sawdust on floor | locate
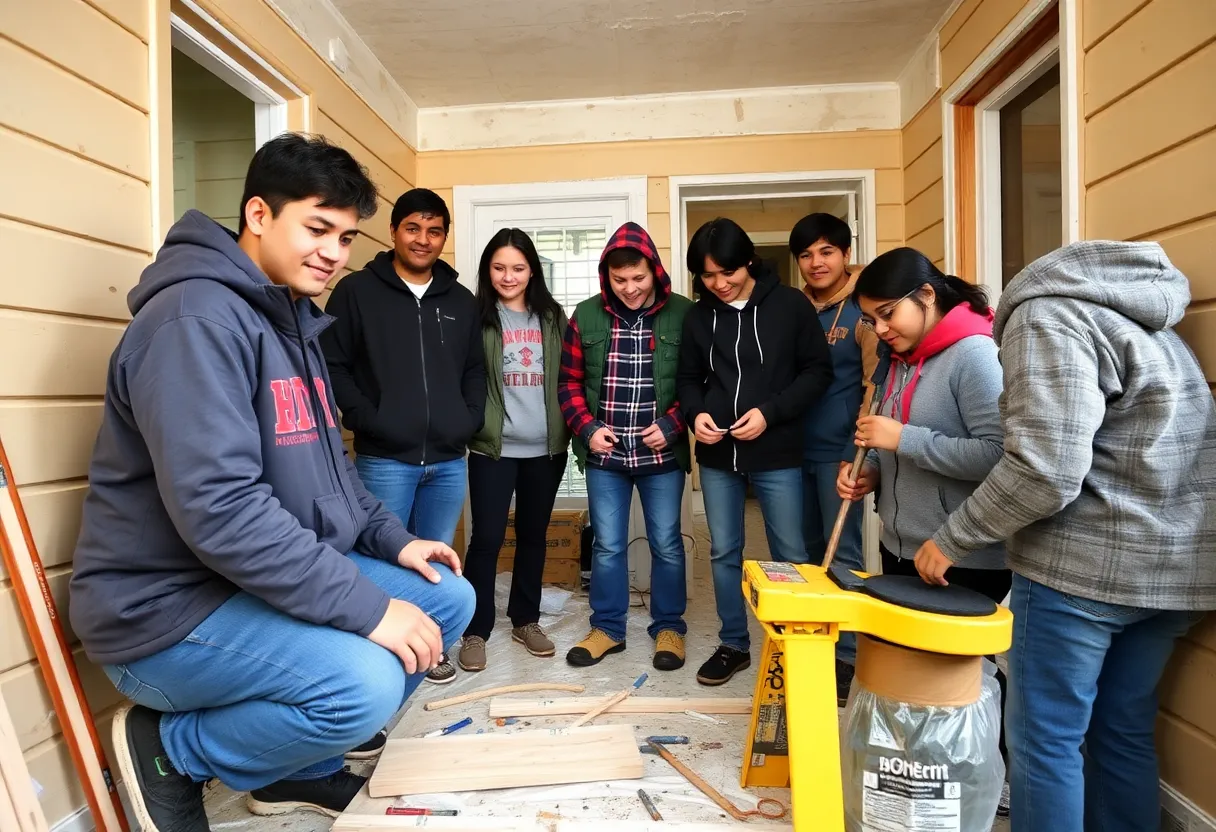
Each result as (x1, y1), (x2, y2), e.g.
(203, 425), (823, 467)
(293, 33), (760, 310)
(201, 498), (1011, 831)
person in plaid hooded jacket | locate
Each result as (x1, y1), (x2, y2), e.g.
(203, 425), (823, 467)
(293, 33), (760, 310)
(558, 222), (693, 670)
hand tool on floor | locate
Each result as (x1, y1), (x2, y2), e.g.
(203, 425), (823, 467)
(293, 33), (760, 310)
(422, 716), (472, 738)
(637, 788), (663, 821)
(569, 673), (646, 728)
(386, 807), (459, 816)
(646, 740), (786, 821)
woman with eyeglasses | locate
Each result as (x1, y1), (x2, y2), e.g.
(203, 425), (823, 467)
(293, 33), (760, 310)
(836, 245), (1013, 814)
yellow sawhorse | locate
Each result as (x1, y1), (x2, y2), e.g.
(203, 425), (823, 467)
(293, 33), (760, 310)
(740, 560), (1013, 831)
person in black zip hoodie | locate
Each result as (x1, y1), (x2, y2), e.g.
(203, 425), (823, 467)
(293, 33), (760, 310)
(677, 218), (833, 685)
(322, 189), (486, 683)
(69, 135), (475, 832)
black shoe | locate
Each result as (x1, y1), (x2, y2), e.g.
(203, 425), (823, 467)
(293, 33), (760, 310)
(996, 781), (1010, 817)
(346, 729), (387, 761)
(112, 704), (208, 832)
(835, 658), (856, 706)
(425, 654), (457, 684)
(247, 768), (366, 818)
(696, 646), (751, 686)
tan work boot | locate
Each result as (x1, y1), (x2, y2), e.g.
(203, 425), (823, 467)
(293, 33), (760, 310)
(653, 630), (686, 671)
(565, 628), (625, 667)
(458, 636), (487, 672)
(512, 623), (555, 657)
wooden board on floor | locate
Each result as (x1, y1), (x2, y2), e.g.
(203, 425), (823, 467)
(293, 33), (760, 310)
(367, 725), (644, 798)
(488, 696), (752, 719)
(335, 818), (792, 831)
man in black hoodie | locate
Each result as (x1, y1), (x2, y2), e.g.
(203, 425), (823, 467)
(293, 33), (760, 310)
(70, 135), (475, 831)
(321, 188), (486, 683)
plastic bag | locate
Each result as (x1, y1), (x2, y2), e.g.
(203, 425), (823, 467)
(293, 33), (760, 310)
(841, 659), (1004, 832)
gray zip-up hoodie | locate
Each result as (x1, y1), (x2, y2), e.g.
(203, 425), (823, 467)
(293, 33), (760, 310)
(935, 241), (1216, 610)
(868, 323), (1006, 570)
(70, 211), (417, 665)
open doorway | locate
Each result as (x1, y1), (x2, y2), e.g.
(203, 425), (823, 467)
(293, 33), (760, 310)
(168, 9), (292, 230)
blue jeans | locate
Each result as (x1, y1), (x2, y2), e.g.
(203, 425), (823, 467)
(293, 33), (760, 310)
(802, 461), (863, 664)
(585, 466), (687, 642)
(103, 554), (474, 791)
(1006, 574), (1201, 832)
(700, 466), (805, 652)
(356, 455), (467, 545)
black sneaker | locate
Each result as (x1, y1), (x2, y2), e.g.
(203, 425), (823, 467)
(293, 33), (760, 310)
(996, 781), (1010, 817)
(247, 768), (366, 818)
(695, 645), (751, 686)
(425, 654), (457, 684)
(835, 658), (856, 706)
(345, 729), (387, 761)
(112, 703), (208, 831)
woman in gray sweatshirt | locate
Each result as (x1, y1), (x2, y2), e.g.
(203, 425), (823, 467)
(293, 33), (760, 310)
(836, 247), (1012, 807)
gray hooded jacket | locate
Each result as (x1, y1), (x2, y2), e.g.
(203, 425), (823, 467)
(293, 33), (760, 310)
(935, 241), (1216, 610)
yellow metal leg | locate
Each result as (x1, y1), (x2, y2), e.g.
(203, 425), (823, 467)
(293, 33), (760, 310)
(742, 632), (791, 788)
(783, 627), (845, 832)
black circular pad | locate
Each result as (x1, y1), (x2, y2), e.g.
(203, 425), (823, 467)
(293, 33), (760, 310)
(863, 575), (998, 617)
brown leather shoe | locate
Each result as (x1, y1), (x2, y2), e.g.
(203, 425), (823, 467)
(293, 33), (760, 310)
(458, 636), (487, 671)
(512, 623), (555, 657)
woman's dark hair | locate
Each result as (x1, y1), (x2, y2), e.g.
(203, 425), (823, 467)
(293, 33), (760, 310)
(475, 228), (564, 330)
(853, 247), (989, 316)
(238, 133), (378, 234)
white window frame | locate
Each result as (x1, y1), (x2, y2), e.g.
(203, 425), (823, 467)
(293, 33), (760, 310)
(975, 36), (1061, 304)
(669, 171), (878, 300)
(170, 0), (301, 147)
(453, 177), (649, 294)
(941, 0), (1082, 291)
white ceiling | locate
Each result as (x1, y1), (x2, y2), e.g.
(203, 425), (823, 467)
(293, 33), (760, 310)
(328, 0), (955, 107)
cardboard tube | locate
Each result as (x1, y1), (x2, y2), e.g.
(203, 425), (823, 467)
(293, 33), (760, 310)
(855, 636), (982, 707)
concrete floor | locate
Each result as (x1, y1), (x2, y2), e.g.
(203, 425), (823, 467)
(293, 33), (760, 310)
(200, 500), (1010, 831)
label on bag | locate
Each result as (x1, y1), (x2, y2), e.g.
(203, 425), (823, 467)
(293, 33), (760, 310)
(861, 758), (961, 832)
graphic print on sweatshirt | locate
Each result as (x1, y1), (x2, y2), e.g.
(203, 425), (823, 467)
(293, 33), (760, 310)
(502, 323), (544, 389)
(269, 376), (338, 446)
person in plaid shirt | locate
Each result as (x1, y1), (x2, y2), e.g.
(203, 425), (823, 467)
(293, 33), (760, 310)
(559, 222), (694, 669)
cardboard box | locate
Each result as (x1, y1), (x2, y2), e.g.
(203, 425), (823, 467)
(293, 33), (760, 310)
(495, 556), (581, 589)
(495, 508), (587, 589)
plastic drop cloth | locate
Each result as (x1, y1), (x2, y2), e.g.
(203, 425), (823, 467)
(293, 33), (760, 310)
(841, 660), (1004, 832)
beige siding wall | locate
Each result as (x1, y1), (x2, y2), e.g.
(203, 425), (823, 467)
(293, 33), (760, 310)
(0, 0), (415, 825)
(1082, 0), (1216, 815)
(417, 131), (905, 278)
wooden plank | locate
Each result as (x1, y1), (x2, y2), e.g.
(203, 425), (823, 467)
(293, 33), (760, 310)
(0, 39), (148, 180)
(907, 221), (946, 265)
(0, 313), (122, 398)
(0, 130), (151, 253)
(1, 649), (123, 752)
(901, 97), (943, 166)
(1085, 0), (1216, 116)
(349, 233), (386, 275)
(875, 168), (903, 206)
(0, 690), (50, 832)
(875, 205), (905, 242)
(904, 180), (945, 240)
(1175, 306), (1216, 383)
(1086, 42), (1216, 185)
(0, 218), (142, 320)
(488, 696), (752, 719)
(0, 483), (88, 578)
(1087, 129), (1216, 242)
(0, 438), (127, 830)
(424, 684), (586, 712)
(367, 726), (644, 798)
(90, 0), (150, 41)
(3, 0), (149, 111)
(1157, 712), (1216, 819)
(1082, 0), (1151, 49)
(941, 0), (1036, 90)
(939, 0), (983, 50)
(0, 569), (73, 673)
(904, 138), (943, 205)
(953, 105), (977, 279)
(1185, 612), (1216, 653)
(1159, 640), (1216, 741)
(336, 818), (791, 831)
(316, 111), (411, 206)
(1151, 215), (1216, 302)
(0, 403), (103, 486)
(417, 132), (902, 189)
